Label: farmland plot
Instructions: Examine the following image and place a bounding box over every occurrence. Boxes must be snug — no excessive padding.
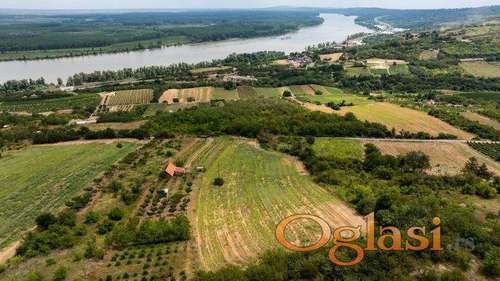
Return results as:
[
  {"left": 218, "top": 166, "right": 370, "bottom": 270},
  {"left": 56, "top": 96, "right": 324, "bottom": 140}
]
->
[
  {"left": 159, "top": 87, "right": 214, "bottom": 104},
  {"left": 312, "top": 138, "right": 364, "bottom": 160},
  {"left": 337, "top": 102, "right": 475, "bottom": 139},
  {"left": 192, "top": 138, "right": 364, "bottom": 270},
  {"left": 460, "top": 112, "right": 500, "bottom": 131},
  {"left": 211, "top": 88, "right": 239, "bottom": 101},
  {"left": 362, "top": 140, "right": 500, "bottom": 176},
  {"left": 236, "top": 86, "right": 258, "bottom": 99},
  {"left": 253, "top": 87, "right": 285, "bottom": 98},
  {"left": 319, "top": 52, "right": 343, "bottom": 62},
  {"left": 459, "top": 61, "right": 500, "bottom": 78},
  {"left": 103, "top": 89, "right": 153, "bottom": 107},
  {"left": 0, "top": 142, "right": 138, "bottom": 248}
]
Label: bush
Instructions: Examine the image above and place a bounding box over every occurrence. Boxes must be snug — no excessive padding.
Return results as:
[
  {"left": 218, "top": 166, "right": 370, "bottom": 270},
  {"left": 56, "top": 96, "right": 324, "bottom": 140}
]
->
[
  {"left": 52, "top": 267, "right": 67, "bottom": 281},
  {"left": 108, "top": 208, "right": 124, "bottom": 221},
  {"left": 35, "top": 213, "right": 57, "bottom": 229},
  {"left": 213, "top": 177, "right": 224, "bottom": 186}
]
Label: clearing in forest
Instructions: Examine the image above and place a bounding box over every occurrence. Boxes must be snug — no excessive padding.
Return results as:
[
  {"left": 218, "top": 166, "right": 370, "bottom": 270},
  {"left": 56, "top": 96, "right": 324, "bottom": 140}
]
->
[
  {"left": 460, "top": 112, "right": 500, "bottom": 131},
  {"left": 337, "top": 102, "right": 475, "bottom": 139},
  {"left": 459, "top": 61, "right": 500, "bottom": 78},
  {"left": 362, "top": 140, "right": 500, "bottom": 176},
  {"left": 0, "top": 142, "right": 138, "bottom": 248},
  {"left": 159, "top": 87, "right": 214, "bottom": 105},
  {"left": 312, "top": 138, "right": 364, "bottom": 160},
  {"left": 192, "top": 138, "right": 364, "bottom": 270}
]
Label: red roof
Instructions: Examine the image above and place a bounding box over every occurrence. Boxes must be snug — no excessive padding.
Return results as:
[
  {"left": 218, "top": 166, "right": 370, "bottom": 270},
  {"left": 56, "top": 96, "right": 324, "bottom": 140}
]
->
[
  {"left": 165, "top": 163, "right": 177, "bottom": 177},
  {"left": 165, "top": 163, "right": 186, "bottom": 176}
]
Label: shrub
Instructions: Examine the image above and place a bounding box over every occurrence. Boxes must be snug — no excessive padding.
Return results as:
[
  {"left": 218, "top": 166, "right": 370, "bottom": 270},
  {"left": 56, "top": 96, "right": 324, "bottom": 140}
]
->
[
  {"left": 52, "top": 267, "right": 67, "bottom": 281},
  {"left": 213, "top": 177, "right": 224, "bottom": 186},
  {"left": 108, "top": 208, "right": 124, "bottom": 221}
]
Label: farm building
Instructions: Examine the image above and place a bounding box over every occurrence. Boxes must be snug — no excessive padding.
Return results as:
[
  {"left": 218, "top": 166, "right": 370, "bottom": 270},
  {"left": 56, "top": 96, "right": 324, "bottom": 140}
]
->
[{"left": 165, "top": 162, "right": 186, "bottom": 177}]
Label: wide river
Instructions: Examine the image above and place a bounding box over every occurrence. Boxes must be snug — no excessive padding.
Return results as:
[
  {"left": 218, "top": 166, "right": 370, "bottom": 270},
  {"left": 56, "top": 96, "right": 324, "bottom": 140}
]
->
[{"left": 0, "top": 13, "right": 371, "bottom": 83}]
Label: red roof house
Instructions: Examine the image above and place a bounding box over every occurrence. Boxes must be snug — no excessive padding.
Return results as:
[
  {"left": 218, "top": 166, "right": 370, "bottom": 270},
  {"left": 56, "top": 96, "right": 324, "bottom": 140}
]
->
[{"left": 165, "top": 162, "right": 186, "bottom": 177}]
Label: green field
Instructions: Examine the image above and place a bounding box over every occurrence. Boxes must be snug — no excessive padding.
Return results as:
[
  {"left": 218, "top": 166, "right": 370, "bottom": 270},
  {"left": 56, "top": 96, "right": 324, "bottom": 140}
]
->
[
  {"left": 294, "top": 85, "right": 372, "bottom": 106},
  {"left": 345, "top": 66, "right": 371, "bottom": 77},
  {"left": 211, "top": 88, "right": 239, "bottom": 101},
  {"left": 253, "top": 87, "right": 284, "bottom": 98},
  {"left": 389, "top": 64, "right": 410, "bottom": 75},
  {"left": 193, "top": 138, "right": 364, "bottom": 269},
  {"left": 0, "top": 142, "right": 137, "bottom": 247},
  {"left": 312, "top": 138, "right": 364, "bottom": 160},
  {"left": 459, "top": 61, "right": 500, "bottom": 78},
  {"left": 0, "top": 94, "right": 100, "bottom": 113}
]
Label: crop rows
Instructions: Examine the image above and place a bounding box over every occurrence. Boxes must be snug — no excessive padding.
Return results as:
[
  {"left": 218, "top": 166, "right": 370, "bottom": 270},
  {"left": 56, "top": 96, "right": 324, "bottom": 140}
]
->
[
  {"left": 106, "top": 89, "right": 153, "bottom": 106},
  {"left": 0, "top": 94, "right": 100, "bottom": 113},
  {"left": 468, "top": 142, "right": 500, "bottom": 161}
]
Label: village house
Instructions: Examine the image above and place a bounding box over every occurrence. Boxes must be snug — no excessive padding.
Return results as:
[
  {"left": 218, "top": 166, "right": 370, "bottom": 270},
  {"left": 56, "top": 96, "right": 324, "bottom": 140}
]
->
[{"left": 165, "top": 162, "right": 186, "bottom": 177}]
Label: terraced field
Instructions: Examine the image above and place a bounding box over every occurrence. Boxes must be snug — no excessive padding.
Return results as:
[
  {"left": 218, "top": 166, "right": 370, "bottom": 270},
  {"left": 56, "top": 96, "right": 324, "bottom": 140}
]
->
[
  {"left": 191, "top": 138, "right": 364, "bottom": 270},
  {"left": 0, "top": 94, "right": 100, "bottom": 113},
  {"left": 337, "top": 102, "right": 475, "bottom": 139},
  {"left": 103, "top": 89, "right": 153, "bottom": 106},
  {"left": 0, "top": 142, "right": 138, "bottom": 248}
]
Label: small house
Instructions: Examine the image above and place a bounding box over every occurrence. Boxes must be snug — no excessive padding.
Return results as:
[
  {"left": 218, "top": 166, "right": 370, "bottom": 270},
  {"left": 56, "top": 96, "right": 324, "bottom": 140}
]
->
[{"left": 165, "top": 162, "right": 186, "bottom": 177}]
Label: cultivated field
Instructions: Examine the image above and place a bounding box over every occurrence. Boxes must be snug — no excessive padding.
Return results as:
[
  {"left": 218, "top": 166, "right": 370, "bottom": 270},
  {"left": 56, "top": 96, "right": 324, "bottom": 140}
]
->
[
  {"left": 459, "top": 61, "right": 500, "bottom": 78},
  {"left": 253, "top": 87, "right": 285, "bottom": 98},
  {"left": 460, "top": 111, "right": 500, "bottom": 131},
  {"left": 419, "top": 49, "right": 440, "bottom": 60},
  {"left": 0, "top": 94, "right": 100, "bottom": 113},
  {"left": 211, "top": 88, "right": 239, "bottom": 101},
  {"left": 102, "top": 89, "right": 153, "bottom": 107},
  {"left": 345, "top": 66, "right": 371, "bottom": 77},
  {"left": 192, "top": 138, "right": 364, "bottom": 270},
  {"left": 337, "top": 102, "right": 475, "bottom": 139},
  {"left": 0, "top": 142, "right": 138, "bottom": 248},
  {"left": 362, "top": 140, "right": 500, "bottom": 176},
  {"left": 159, "top": 87, "right": 214, "bottom": 104}
]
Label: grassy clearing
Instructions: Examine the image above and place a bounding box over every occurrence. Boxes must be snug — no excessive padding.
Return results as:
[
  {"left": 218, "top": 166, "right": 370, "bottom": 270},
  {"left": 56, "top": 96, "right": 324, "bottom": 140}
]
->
[
  {"left": 303, "top": 85, "right": 372, "bottom": 105},
  {"left": 419, "top": 49, "right": 439, "bottom": 60},
  {"left": 236, "top": 86, "right": 257, "bottom": 99},
  {"left": 337, "top": 102, "right": 475, "bottom": 139},
  {"left": 389, "top": 64, "right": 410, "bottom": 75},
  {"left": 253, "top": 87, "right": 284, "bottom": 98},
  {"left": 362, "top": 140, "right": 500, "bottom": 176},
  {"left": 0, "top": 142, "right": 138, "bottom": 248},
  {"left": 312, "top": 138, "right": 364, "bottom": 160},
  {"left": 460, "top": 112, "right": 500, "bottom": 131},
  {"left": 85, "top": 120, "right": 146, "bottom": 131},
  {"left": 211, "top": 88, "right": 239, "bottom": 101},
  {"left": 345, "top": 66, "right": 371, "bottom": 77},
  {"left": 0, "top": 94, "right": 100, "bottom": 113},
  {"left": 192, "top": 138, "right": 364, "bottom": 270},
  {"left": 459, "top": 61, "right": 500, "bottom": 78}
]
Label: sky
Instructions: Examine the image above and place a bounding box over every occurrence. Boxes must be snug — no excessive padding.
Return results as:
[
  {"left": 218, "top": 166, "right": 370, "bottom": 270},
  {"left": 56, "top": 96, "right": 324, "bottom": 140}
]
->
[{"left": 1, "top": 0, "right": 499, "bottom": 10}]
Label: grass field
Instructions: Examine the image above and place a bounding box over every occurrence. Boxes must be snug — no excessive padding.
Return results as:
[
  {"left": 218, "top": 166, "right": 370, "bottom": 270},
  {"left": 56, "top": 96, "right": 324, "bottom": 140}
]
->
[
  {"left": 419, "top": 49, "right": 439, "bottom": 60},
  {"left": 362, "top": 140, "right": 500, "bottom": 176},
  {"left": 192, "top": 138, "right": 364, "bottom": 270},
  {"left": 0, "top": 94, "right": 100, "bottom": 113},
  {"left": 460, "top": 112, "right": 500, "bottom": 131},
  {"left": 211, "top": 88, "right": 239, "bottom": 101},
  {"left": 389, "top": 64, "right": 410, "bottom": 75},
  {"left": 304, "top": 85, "right": 372, "bottom": 106},
  {"left": 312, "top": 138, "right": 363, "bottom": 160},
  {"left": 253, "top": 87, "right": 284, "bottom": 98},
  {"left": 337, "top": 102, "right": 475, "bottom": 139},
  {"left": 236, "top": 86, "right": 258, "bottom": 99},
  {"left": 0, "top": 142, "right": 138, "bottom": 248},
  {"left": 345, "top": 66, "right": 371, "bottom": 77},
  {"left": 104, "top": 89, "right": 153, "bottom": 107},
  {"left": 459, "top": 61, "right": 500, "bottom": 78}
]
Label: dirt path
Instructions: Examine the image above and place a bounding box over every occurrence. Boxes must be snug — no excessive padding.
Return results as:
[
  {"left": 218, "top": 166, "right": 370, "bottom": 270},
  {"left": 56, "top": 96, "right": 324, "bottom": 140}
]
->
[{"left": 0, "top": 241, "right": 20, "bottom": 264}]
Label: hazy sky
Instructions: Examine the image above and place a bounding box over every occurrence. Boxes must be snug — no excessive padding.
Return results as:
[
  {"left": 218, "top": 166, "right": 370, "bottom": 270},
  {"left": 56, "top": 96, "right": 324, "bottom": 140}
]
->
[{"left": 1, "top": 0, "right": 499, "bottom": 10}]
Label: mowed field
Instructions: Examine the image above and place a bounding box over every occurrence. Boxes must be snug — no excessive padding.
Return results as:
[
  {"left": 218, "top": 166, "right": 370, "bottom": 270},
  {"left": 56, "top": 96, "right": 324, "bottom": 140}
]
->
[
  {"left": 191, "top": 138, "right": 364, "bottom": 270},
  {"left": 460, "top": 111, "right": 500, "bottom": 130},
  {"left": 159, "top": 87, "right": 214, "bottom": 104},
  {"left": 459, "top": 61, "right": 500, "bottom": 78},
  {"left": 290, "top": 84, "right": 371, "bottom": 106},
  {"left": 337, "top": 102, "right": 475, "bottom": 139},
  {"left": 0, "top": 142, "right": 137, "bottom": 247},
  {"left": 361, "top": 140, "right": 500, "bottom": 176},
  {"left": 312, "top": 138, "right": 364, "bottom": 160}
]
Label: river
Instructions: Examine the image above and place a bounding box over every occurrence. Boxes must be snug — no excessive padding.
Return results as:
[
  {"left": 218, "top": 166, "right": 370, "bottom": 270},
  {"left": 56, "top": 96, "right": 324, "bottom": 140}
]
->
[{"left": 0, "top": 13, "right": 371, "bottom": 83}]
